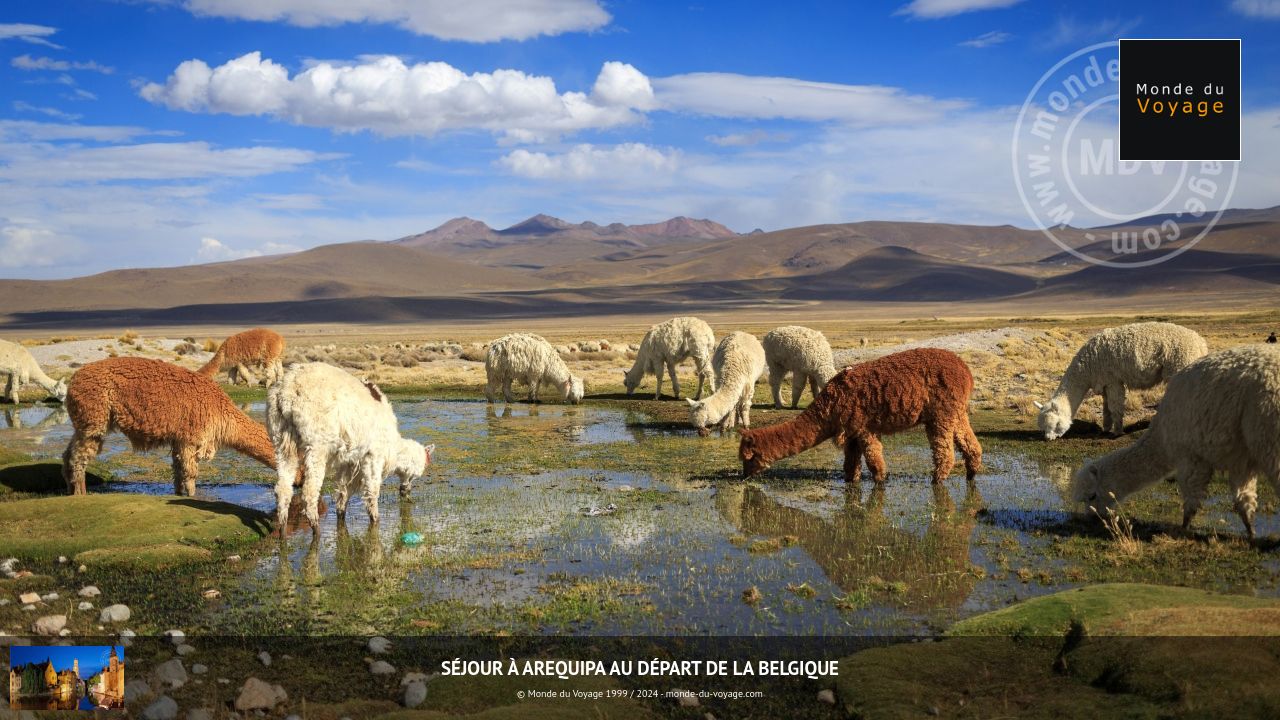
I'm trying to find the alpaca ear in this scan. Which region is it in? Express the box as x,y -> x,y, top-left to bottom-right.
685,398 -> 697,407
1033,400 -> 1044,410
424,444 -> 435,462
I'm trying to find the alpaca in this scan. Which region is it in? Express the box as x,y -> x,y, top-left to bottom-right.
738,348 -> 982,486
199,328 -> 286,386
484,333 -> 585,404
268,362 -> 433,530
623,316 -> 716,400
687,331 -> 765,436
762,326 -> 836,409
1072,345 -> 1280,539
1036,322 -> 1207,439
61,357 -> 277,496
0,339 -> 67,404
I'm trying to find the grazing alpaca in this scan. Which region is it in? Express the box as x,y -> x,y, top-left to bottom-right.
1073,346 -> 1280,539
268,362 -> 433,530
0,339 -> 67,404
623,316 -> 716,400
62,357 -> 276,495
484,333 -> 585,404
687,331 -> 766,435
762,326 -> 836,409
738,348 -> 982,485
1036,322 -> 1207,439
199,328 -> 286,386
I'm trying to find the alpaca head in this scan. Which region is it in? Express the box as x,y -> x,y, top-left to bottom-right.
393,439 -> 433,496
562,376 -> 585,405
622,368 -> 641,395
685,398 -> 714,437
1034,397 -> 1072,440
738,432 -> 769,478
1070,458 -> 1119,514
49,378 -> 68,402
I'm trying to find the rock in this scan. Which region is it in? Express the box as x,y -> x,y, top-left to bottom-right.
100,604 -> 131,623
369,660 -> 396,675
32,614 -> 67,636
188,709 -> 213,720
226,554 -> 241,562
119,628 -> 136,646
216,678 -> 230,685
285,716 -> 300,720
674,691 -> 700,708
165,629 -> 186,645
403,680 -> 427,708
202,589 -> 221,600
153,658 -> 188,688
41,592 -> 59,601
58,556 -> 68,564
18,592 -> 40,604
142,696 -> 178,720
0,557 -> 17,575
817,689 -> 835,704
123,679 -> 153,703
78,564 -> 88,573
368,636 -> 392,654
0,598 -> 8,606
400,672 -> 430,686
257,650 -> 272,667
22,604 -> 36,611
191,663 -> 207,675
235,677 -> 287,712
59,628 -> 71,637
78,601 -> 93,610
177,644 -> 196,656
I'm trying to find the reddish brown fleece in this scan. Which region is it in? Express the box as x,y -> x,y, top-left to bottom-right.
198,328 -> 286,379
739,348 -> 982,484
62,357 -> 277,496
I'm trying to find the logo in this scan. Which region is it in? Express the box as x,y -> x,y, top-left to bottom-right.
1012,41 -> 1239,269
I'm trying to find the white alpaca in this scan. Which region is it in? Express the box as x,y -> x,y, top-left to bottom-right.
484,333 -> 585,404
1036,322 -> 1207,439
268,362 -> 433,530
762,326 -> 836,409
1073,346 -> 1280,539
623,316 -> 716,400
686,331 -> 765,435
0,339 -> 67,404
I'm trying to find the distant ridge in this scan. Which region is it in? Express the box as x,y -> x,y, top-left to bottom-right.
396,214 -> 737,249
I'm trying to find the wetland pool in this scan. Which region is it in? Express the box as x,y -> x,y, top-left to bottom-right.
4,399 -> 1278,636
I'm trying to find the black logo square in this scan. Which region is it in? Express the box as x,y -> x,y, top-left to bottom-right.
1120,39 -> 1240,161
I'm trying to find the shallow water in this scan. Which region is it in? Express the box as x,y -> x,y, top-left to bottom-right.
5,398 -> 1278,635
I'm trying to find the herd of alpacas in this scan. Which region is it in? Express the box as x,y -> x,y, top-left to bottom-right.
2,319 -> 1278,541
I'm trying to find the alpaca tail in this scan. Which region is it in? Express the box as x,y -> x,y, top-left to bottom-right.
197,344 -> 225,378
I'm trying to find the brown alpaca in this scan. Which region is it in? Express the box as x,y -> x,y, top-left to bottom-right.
738,348 -> 982,485
62,357 -> 278,496
198,328 -> 286,386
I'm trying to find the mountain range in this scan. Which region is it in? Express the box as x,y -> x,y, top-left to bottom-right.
1,208 -> 1277,327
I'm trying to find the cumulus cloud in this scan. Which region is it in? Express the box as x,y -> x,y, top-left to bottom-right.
499,143 -> 680,181
0,141 -> 339,183
959,30 -> 1011,48
0,23 -> 63,49
705,130 -> 791,147
196,236 -> 300,262
175,0 -> 610,41
140,53 -> 653,142
1232,0 -> 1280,18
652,73 -> 966,125
0,222 -> 80,269
11,54 -> 115,73
897,0 -> 1023,19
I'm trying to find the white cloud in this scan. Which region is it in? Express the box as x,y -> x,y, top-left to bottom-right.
251,193 -> 325,210
11,54 -> 114,74
0,120 -> 172,142
0,141 -> 339,183
652,73 -> 966,125
499,143 -> 680,181
1232,0 -> 1280,18
897,0 -> 1023,19
140,53 -> 653,142
0,23 -> 63,49
196,236 -> 300,262
1045,16 -> 1142,47
705,130 -> 791,147
959,30 -> 1011,48
0,222 -> 81,269
176,0 -> 610,41
12,101 -> 81,121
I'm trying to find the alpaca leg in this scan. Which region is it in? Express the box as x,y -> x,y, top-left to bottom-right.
737,385 -> 753,429
953,417 -> 983,485
234,363 -> 256,386
1176,461 -> 1213,531
863,435 -> 887,484
843,437 -> 866,483
300,451 -> 328,533
693,361 -> 707,401
1102,385 -> 1125,435
790,371 -> 804,409
3,373 -> 17,404
502,378 -> 514,403
668,361 -> 681,400
274,445 -> 301,527
1229,472 -> 1258,540
653,361 -> 664,400
171,444 -> 199,496
768,364 -> 785,409
484,376 -> 497,403
808,375 -> 822,403
530,377 -> 541,403
926,422 -> 957,485
333,465 -> 352,519
62,433 -> 103,495
359,457 -> 381,524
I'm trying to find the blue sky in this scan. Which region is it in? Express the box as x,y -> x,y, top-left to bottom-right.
1,0 -> 1278,278
9,644 -> 123,678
